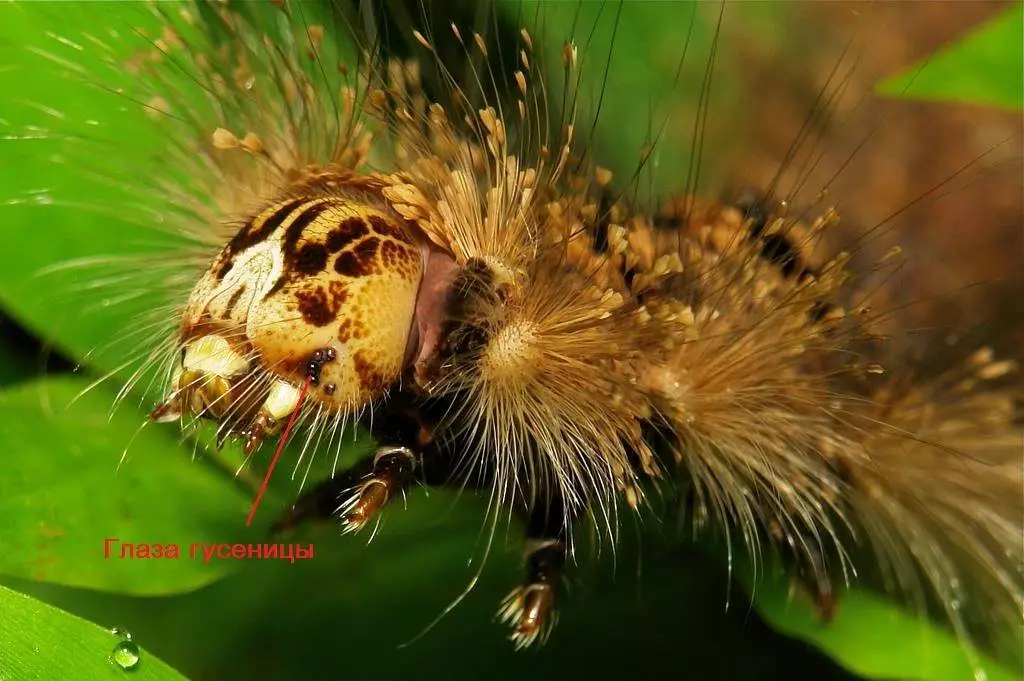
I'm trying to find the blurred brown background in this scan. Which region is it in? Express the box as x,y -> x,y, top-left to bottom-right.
721,1 -> 1022,360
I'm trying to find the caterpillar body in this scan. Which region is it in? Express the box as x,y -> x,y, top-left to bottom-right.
3,0 -> 1022,675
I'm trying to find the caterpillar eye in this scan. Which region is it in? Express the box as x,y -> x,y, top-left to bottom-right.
151,193 -> 427,451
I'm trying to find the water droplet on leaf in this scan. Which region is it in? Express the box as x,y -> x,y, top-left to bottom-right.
110,626 -> 133,641
110,640 -> 140,671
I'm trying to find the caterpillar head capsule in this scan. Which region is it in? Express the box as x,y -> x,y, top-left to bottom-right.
150,186 -> 427,453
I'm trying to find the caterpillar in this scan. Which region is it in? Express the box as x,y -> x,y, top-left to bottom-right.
2,0 -> 1021,676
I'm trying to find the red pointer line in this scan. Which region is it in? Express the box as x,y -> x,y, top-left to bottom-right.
245,375 -> 313,527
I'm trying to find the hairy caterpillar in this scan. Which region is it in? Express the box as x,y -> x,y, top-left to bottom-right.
1,0 -> 1021,676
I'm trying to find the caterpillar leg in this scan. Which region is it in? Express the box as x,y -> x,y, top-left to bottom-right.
271,402 -> 432,534
498,499 -> 569,649
269,448 -> 411,533
795,554 -> 837,622
788,537 -> 837,622
335,445 -> 417,534
766,518 -> 838,622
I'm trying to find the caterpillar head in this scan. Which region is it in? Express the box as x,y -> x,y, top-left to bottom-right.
151,190 -> 427,452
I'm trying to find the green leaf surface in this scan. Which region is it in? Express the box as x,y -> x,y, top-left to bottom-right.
0,376 -> 256,595
0,2 -> 186,383
877,4 -> 1024,109
751,571 -> 1020,681
0,584 -> 189,681
4,519 -> 859,681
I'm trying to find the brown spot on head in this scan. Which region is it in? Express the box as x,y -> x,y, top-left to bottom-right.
379,239 -> 418,275
294,243 -> 329,276
294,281 -> 349,327
295,286 -> 335,326
328,281 -> 349,308
327,218 -> 369,252
337,318 -> 352,342
352,351 -> 388,394
367,215 -> 403,238
337,317 -> 366,342
335,237 -> 380,277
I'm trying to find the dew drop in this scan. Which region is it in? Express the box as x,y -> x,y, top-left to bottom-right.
110,626 -> 133,641
110,640 -> 140,671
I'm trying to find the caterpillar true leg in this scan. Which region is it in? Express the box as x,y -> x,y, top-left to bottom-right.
271,398 -> 433,533
499,495 -> 570,650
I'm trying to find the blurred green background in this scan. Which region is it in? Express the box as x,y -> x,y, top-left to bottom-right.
0,2 -> 1020,680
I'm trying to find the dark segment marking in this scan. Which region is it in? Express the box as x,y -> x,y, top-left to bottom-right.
327,218 -> 369,252
809,301 -> 831,324
217,197 -> 307,280
731,186 -> 770,240
757,229 -> 819,284
334,237 -> 380,277
727,189 -> 812,280
760,233 -> 800,279
592,191 -> 612,254
729,190 -> 838,322
221,284 -> 247,319
440,259 -> 495,358
623,267 -> 637,289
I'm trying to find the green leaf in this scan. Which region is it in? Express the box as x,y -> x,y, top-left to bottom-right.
4,522 -> 860,681
750,570 -> 1020,681
0,376 -> 257,595
877,4 -> 1024,109
0,2 -> 188,382
0,584 -> 189,681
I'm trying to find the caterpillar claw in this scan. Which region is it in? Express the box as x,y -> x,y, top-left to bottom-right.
498,584 -> 558,650
335,446 -> 416,535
